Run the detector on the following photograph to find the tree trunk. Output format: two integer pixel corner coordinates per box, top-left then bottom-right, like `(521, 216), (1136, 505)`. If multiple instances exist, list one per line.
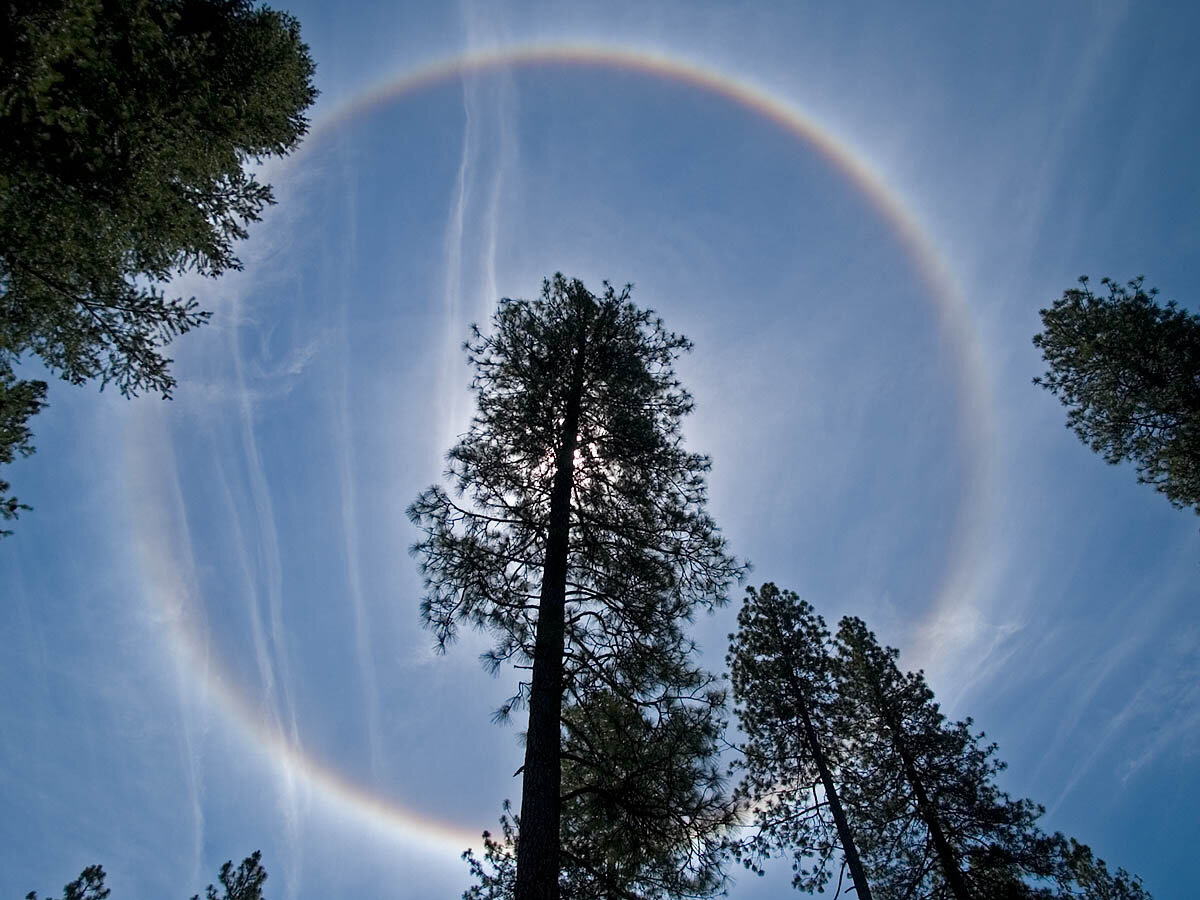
(770, 614), (874, 900)
(796, 700), (874, 900)
(514, 327), (587, 900)
(874, 687), (973, 900)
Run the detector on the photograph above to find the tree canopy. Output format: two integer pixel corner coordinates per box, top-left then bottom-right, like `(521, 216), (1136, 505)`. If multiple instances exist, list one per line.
(0, 0), (318, 531)
(410, 275), (743, 900)
(1033, 276), (1200, 513)
(465, 681), (733, 900)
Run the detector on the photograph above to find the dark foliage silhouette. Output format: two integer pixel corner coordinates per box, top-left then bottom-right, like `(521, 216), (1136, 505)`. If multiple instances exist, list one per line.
(411, 275), (742, 900)
(1034, 276), (1200, 514)
(0, 0), (317, 531)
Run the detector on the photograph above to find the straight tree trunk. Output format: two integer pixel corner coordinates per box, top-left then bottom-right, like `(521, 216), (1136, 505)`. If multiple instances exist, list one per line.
(514, 329), (587, 900)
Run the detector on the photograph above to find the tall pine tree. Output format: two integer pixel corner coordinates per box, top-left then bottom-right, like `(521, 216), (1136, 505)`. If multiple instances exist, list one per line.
(410, 275), (742, 900)
(729, 598), (1152, 899)
(833, 617), (1122, 900)
(727, 583), (873, 899)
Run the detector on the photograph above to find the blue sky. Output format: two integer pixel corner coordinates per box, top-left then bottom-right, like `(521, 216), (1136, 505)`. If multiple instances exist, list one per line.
(2, 1), (1197, 897)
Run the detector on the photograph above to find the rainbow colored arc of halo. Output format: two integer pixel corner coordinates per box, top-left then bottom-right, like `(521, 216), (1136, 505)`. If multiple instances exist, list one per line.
(134, 41), (997, 858)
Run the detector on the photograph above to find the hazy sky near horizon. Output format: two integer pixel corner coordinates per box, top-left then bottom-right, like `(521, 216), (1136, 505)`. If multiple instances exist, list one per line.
(2, 2), (1198, 898)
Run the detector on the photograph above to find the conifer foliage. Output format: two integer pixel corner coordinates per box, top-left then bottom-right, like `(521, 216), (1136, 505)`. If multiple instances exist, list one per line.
(833, 617), (1055, 899)
(0, 0), (318, 530)
(410, 275), (742, 900)
(1033, 276), (1200, 513)
(727, 585), (1153, 900)
(727, 583), (873, 899)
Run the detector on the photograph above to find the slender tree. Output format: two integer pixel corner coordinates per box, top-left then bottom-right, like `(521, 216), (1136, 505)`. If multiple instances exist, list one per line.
(726, 583), (873, 899)
(0, 0), (318, 529)
(1033, 276), (1200, 513)
(726, 603), (1152, 899)
(410, 275), (742, 900)
(832, 617), (1134, 900)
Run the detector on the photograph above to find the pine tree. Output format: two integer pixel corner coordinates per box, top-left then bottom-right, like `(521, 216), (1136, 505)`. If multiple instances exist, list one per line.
(1033, 276), (1200, 513)
(1048, 836), (1152, 900)
(833, 617), (1089, 900)
(726, 583), (873, 898)
(410, 275), (743, 900)
(725, 601), (1153, 899)
(557, 678), (732, 898)
(0, 0), (318, 529)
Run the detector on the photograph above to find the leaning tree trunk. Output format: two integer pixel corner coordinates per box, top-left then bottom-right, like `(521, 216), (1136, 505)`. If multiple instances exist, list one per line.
(770, 615), (874, 900)
(796, 700), (874, 900)
(873, 687), (972, 900)
(514, 330), (587, 900)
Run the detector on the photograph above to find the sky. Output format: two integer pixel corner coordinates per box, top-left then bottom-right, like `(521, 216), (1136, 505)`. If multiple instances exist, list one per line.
(2, 1), (1198, 898)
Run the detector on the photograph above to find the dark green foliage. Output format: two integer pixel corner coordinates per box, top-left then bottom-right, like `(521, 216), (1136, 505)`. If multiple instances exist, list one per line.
(25, 865), (109, 900)
(1033, 276), (1200, 512)
(727, 586), (1152, 900)
(0, 371), (46, 534)
(26, 852), (267, 900)
(726, 583), (872, 898)
(410, 275), (742, 900)
(463, 804), (519, 900)
(0, 0), (318, 528)
(557, 681), (732, 899)
(410, 275), (737, 675)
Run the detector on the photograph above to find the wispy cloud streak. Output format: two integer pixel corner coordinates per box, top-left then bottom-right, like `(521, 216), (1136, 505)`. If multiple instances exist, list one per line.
(226, 291), (307, 895)
(331, 141), (386, 780)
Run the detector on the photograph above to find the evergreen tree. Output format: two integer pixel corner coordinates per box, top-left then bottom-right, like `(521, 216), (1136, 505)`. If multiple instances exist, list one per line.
(832, 617), (1146, 900)
(0, 0), (318, 529)
(1033, 276), (1200, 513)
(726, 583), (873, 899)
(25, 852), (267, 900)
(410, 275), (743, 900)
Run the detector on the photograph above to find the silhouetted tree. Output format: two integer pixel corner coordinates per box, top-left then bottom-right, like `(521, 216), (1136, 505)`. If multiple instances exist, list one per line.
(832, 617), (1149, 900)
(1033, 276), (1200, 514)
(0, 0), (318, 530)
(26, 852), (267, 900)
(410, 275), (742, 900)
(726, 583), (873, 899)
